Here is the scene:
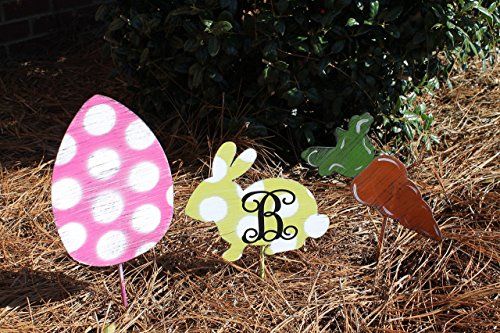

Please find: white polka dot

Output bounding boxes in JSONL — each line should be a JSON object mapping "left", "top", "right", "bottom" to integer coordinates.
{"left": 274, "top": 193, "right": 299, "bottom": 218}
{"left": 131, "top": 204, "right": 161, "bottom": 233}
{"left": 128, "top": 161, "right": 160, "bottom": 192}
{"left": 83, "top": 104, "right": 116, "bottom": 136}
{"left": 239, "top": 148, "right": 257, "bottom": 163}
{"left": 304, "top": 214, "right": 330, "bottom": 238}
{"left": 239, "top": 180, "right": 265, "bottom": 198}
{"left": 87, "top": 148, "right": 121, "bottom": 180}
{"left": 166, "top": 185, "right": 174, "bottom": 206}
{"left": 52, "top": 178, "right": 82, "bottom": 210}
{"left": 236, "top": 216, "right": 259, "bottom": 238}
{"left": 92, "top": 190, "right": 124, "bottom": 223}
{"left": 135, "top": 242, "right": 156, "bottom": 256}
{"left": 55, "top": 134, "right": 77, "bottom": 166}
{"left": 58, "top": 222, "right": 86, "bottom": 253}
{"left": 206, "top": 156, "right": 228, "bottom": 183}
{"left": 125, "top": 119, "right": 155, "bottom": 150}
{"left": 199, "top": 196, "right": 227, "bottom": 222}
{"left": 236, "top": 185, "right": 244, "bottom": 198}
{"left": 268, "top": 236, "right": 298, "bottom": 254}
{"left": 96, "top": 230, "right": 127, "bottom": 261}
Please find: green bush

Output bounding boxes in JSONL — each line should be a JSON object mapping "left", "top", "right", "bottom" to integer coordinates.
{"left": 97, "top": 0, "right": 498, "bottom": 152}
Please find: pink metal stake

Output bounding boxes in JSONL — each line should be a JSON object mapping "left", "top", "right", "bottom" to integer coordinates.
{"left": 118, "top": 263, "right": 128, "bottom": 308}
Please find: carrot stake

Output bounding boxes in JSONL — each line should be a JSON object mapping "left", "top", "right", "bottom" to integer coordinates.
{"left": 118, "top": 263, "right": 128, "bottom": 308}
{"left": 302, "top": 113, "right": 443, "bottom": 243}
{"left": 377, "top": 216, "right": 388, "bottom": 260}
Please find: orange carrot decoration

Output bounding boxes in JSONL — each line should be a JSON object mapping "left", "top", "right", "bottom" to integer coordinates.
{"left": 351, "top": 155, "right": 442, "bottom": 241}
{"left": 302, "top": 113, "right": 442, "bottom": 245}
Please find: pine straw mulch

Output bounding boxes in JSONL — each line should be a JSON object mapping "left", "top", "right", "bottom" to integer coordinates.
{"left": 0, "top": 49, "right": 498, "bottom": 332}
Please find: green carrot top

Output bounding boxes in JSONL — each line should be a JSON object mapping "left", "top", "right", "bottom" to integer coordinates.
{"left": 301, "top": 113, "right": 375, "bottom": 178}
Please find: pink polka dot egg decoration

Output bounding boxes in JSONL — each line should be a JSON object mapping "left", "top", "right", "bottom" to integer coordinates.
{"left": 51, "top": 95, "right": 174, "bottom": 267}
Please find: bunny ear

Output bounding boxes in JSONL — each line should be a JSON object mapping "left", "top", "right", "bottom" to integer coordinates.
{"left": 228, "top": 148, "right": 257, "bottom": 180}
{"left": 208, "top": 141, "right": 237, "bottom": 181}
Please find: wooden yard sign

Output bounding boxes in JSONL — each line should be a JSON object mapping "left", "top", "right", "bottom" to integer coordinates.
{"left": 302, "top": 113, "right": 442, "bottom": 251}
{"left": 51, "top": 95, "right": 174, "bottom": 306}
{"left": 185, "top": 142, "right": 330, "bottom": 264}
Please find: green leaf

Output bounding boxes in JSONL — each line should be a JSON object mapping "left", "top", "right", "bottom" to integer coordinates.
{"left": 364, "top": 75, "right": 376, "bottom": 87}
{"left": 346, "top": 18, "right": 359, "bottom": 27}
{"left": 192, "top": 67, "right": 203, "bottom": 88}
{"left": 275, "top": 20, "right": 286, "bottom": 36}
{"left": 95, "top": 5, "right": 108, "bottom": 21}
{"left": 402, "top": 111, "right": 419, "bottom": 121}
{"left": 430, "top": 134, "right": 440, "bottom": 144}
{"left": 402, "top": 123, "right": 415, "bottom": 139}
{"left": 426, "top": 77, "right": 439, "bottom": 90}
{"left": 274, "top": 61, "right": 289, "bottom": 70}
{"left": 324, "top": 0, "right": 335, "bottom": 9}
{"left": 208, "top": 37, "right": 220, "bottom": 57}
{"left": 475, "top": 5, "right": 493, "bottom": 26}
{"left": 183, "top": 21, "right": 197, "bottom": 33}
{"left": 382, "top": 6, "right": 403, "bottom": 22}
{"left": 188, "top": 63, "right": 201, "bottom": 76}
{"left": 331, "top": 40, "right": 345, "bottom": 53}
{"left": 392, "top": 126, "right": 402, "bottom": 133}
{"left": 263, "top": 42, "right": 278, "bottom": 59}
{"left": 306, "top": 88, "right": 321, "bottom": 103}
{"left": 412, "top": 32, "right": 426, "bottom": 45}
{"left": 169, "top": 7, "right": 202, "bottom": 17}
{"left": 277, "top": 0, "right": 289, "bottom": 14}
{"left": 212, "top": 21, "right": 233, "bottom": 35}
{"left": 218, "top": 10, "right": 233, "bottom": 22}
{"left": 170, "top": 36, "right": 184, "bottom": 49}
{"left": 312, "top": 40, "right": 323, "bottom": 55}
{"left": 445, "top": 31, "right": 454, "bottom": 46}
{"left": 219, "top": 0, "right": 231, "bottom": 8}
{"left": 208, "top": 68, "right": 224, "bottom": 82}
{"left": 130, "top": 16, "right": 143, "bottom": 30}
{"left": 202, "top": 20, "right": 213, "bottom": 29}
{"left": 262, "top": 67, "right": 270, "bottom": 80}
{"left": 304, "top": 128, "right": 315, "bottom": 144}
{"left": 386, "top": 25, "right": 400, "bottom": 38}
{"left": 139, "top": 48, "right": 149, "bottom": 64}
{"left": 369, "top": 1, "right": 379, "bottom": 19}
{"left": 296, "top": 44, "right": 309, "bottom": 53}
{"left": 282, "top": 88, "right": 304, "bottom": 107}
{"left": 108, "top": 18, "right": 125, "bottom": 31}
{"left": 336, "top": 0, "right": 352, "bottom": 10}
{"left": 184, "top": 38, "right": 199, "bottom": 52}
{"left": 415, "top": 102, "right": 426, "bottom": 114}
{"left": 424, "top": 136, "right": 431, "bottom": 150}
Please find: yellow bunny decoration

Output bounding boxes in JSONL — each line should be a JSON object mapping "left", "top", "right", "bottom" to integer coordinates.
{"left": 185, "top": 142, "right": 330, "bottom": 261}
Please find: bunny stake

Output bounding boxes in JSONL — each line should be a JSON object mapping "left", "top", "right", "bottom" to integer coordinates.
{"left": 185, "top": 142, "right": 330, "bottom": 262}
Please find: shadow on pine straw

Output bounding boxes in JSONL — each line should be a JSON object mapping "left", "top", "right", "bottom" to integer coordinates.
{"left": 0, "top": 269, "right": 88, "bottom": 308}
